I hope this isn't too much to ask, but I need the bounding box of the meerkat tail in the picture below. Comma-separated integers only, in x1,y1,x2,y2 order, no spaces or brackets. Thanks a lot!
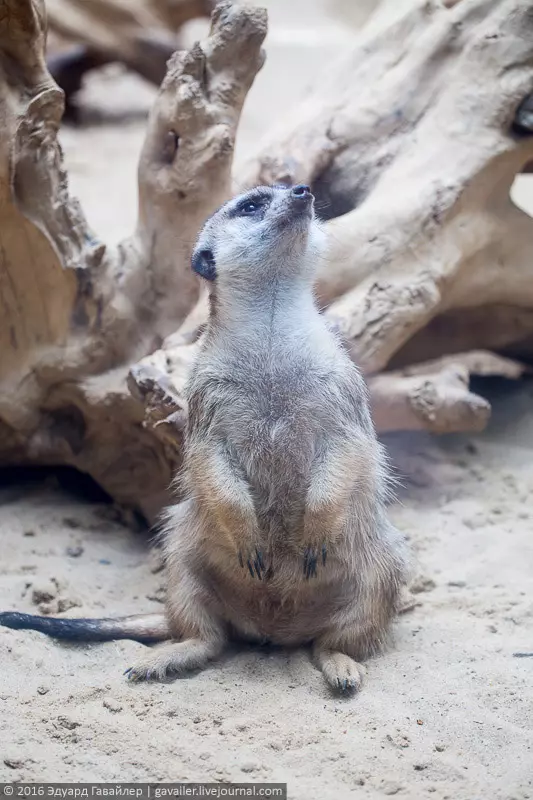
0,611,170,644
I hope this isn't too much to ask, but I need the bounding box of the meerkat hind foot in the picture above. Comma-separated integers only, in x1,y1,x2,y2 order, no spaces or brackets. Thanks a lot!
314,646,365,695
124,638,223,683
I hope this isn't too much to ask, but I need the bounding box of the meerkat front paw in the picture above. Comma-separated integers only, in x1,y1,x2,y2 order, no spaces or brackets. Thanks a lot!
238,547,267,580
303,543,328,579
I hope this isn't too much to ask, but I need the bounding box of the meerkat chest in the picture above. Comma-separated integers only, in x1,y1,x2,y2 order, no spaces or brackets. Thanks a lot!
192,325,355,480
220,358,332,445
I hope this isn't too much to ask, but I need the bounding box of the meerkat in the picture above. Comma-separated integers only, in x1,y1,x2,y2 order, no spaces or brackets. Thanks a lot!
0,184,409,694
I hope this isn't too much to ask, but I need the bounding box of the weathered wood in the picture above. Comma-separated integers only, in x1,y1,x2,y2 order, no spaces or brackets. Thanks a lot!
0,0,266,520
237,0,533,429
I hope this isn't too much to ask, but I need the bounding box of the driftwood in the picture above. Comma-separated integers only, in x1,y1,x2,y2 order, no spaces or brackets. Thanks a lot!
46,0,215,115
0,0,266,520
0,0,532,521
238,0,533,429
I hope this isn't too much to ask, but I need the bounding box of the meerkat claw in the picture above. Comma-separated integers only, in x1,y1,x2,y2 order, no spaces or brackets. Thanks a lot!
124,666,153,682
337,677,359,696
254,549,266,579
304,546,323,579
240,548,265,579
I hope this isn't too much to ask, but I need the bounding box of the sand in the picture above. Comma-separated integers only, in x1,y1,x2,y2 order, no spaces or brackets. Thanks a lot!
1,1,532,796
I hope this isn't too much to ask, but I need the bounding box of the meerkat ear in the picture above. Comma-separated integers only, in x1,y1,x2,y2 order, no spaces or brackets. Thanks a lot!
192,249,217,281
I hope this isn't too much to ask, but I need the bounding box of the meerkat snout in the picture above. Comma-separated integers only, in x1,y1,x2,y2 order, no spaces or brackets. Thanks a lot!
286,184,314,218
291,183,312,198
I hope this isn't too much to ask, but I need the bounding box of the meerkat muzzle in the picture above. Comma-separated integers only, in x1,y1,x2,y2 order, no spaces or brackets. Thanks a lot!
288,184,314,217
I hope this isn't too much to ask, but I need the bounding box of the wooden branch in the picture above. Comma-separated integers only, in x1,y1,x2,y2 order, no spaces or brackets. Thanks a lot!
0,0,266,519
240,0,533,375
369,352,527,434
130,1,267,327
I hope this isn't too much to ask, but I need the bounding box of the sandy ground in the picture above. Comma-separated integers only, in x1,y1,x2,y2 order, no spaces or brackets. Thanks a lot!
1,1,533,796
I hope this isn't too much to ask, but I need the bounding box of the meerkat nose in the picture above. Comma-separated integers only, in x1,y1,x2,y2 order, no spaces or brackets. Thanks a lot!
292,184,312,198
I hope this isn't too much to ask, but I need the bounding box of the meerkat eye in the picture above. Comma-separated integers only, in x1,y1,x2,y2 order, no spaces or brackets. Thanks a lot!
229,192,271,219
240,201,260,215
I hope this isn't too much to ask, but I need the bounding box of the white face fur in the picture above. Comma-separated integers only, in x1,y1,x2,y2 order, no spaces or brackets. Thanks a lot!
191,185,326,289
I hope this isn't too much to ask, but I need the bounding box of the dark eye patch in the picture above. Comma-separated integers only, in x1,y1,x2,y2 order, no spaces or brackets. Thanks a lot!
228,189,272,219
239,200,261,215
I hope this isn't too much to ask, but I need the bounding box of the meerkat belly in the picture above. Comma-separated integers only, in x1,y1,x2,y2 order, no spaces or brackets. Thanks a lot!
204,561,352,646
235,587,349,646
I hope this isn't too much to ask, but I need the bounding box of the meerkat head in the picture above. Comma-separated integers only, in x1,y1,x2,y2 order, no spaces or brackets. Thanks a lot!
191,184,325,288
